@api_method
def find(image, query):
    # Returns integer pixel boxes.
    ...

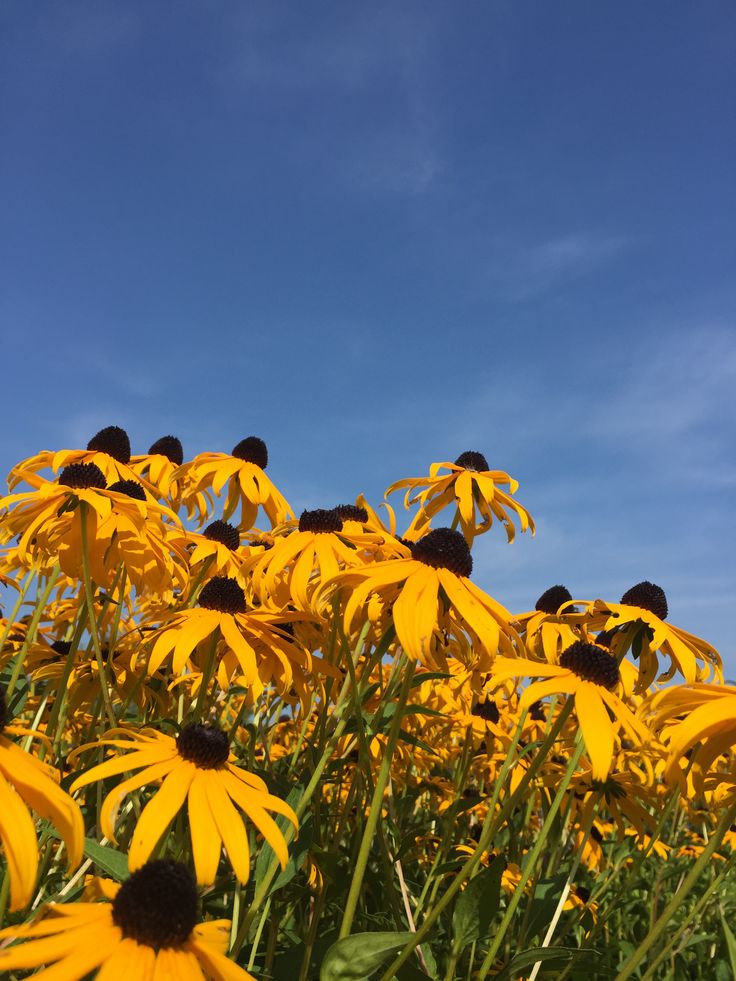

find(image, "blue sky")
[1,2,734,667]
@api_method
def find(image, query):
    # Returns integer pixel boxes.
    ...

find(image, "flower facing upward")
[70,724,298,886]
[386,452,535,543]
[0,859,256,980]
[321,528,521,671]
[490,641,651,780]
[0,688,84,910]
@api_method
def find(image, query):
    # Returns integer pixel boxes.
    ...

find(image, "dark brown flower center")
[176,723,229,768]
[204,520,241,551]
[0,689,7,731]
[148,436,184,466]
[620,581,668,620]
[59,462,107,490]
[412,528,473,578]
[298,508,343,533]
[334,504,368,523]
[454,450,489,472]
[232,436,268,469]
[87,426,131,464]
[108,479,146,501]
[50,640,72,661]
[111,860,198,949]
[528,700,546,721]
[472,699,500,723]
[559,641,620,690]
[535,585,573,614]
[198,576,246,614]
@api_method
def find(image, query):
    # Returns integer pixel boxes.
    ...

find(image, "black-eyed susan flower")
[139,575,314,697]
[170,519,247,580]
[70,723,297,886]
[386,451,535,543]
[0,859,255,979]
[8,425,140,490]
[490,641,651,780]
[247,508,381,611]
[516,584,591,663]
[174,436,293,531]
[321,528,521,672]
[0,467,186,595]
[0,688,84,910]
[128,434,209,519]
[646,682,736,785]
[581,581,722,689]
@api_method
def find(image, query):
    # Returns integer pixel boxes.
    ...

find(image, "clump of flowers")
[0,428,731,980]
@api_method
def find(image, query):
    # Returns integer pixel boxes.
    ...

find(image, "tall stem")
[614,800,736,981]
[79,502,116,728]
[476,737,586,978]
[338,657,416,939]
[6,565,61,698]
[378,699,573,981]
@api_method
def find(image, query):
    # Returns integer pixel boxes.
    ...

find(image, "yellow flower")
[0,860,255,980]
[71,724,297,886]
[386,450,535,543]
[581,581,722,688]
[140,575,313,697]
[646,682,736,785]
[0,466,186,594]
[0,689,84,911]
[171,519,248,580]
[247,508,379,611]
[321,528,520,672]
[174,437,293,530]
[8,425,140,489]
[490,641,651,780]
[516,584,591,663]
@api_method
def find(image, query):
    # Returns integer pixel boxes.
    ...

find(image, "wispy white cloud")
[580,324,736,451]
[487,231,630,299]
[218,4,443,195]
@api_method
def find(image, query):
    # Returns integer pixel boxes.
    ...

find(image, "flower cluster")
[0,428,731,979]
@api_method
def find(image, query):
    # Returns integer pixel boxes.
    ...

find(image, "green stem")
[477,737,587,978]
[378,700,573,981]
[0,566,36,654]
[192,631,219,721]
[527,793,599,981]
[639,853,736,981]
[6,565,61,698]
[231,702,353,956]
[79,502,116,728]
[339,658,416,939]
[614,800,736,981]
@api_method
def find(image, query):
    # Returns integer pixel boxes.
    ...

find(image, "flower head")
[71,724,298,886]
[386,453,535,543]
[0,860,256,979]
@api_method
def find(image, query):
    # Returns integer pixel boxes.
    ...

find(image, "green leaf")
[523,873,568,941]
[721,910,736,976]
[253,789,311,896]
[408,671,452,689]
[320,931,414,981]
[494,947,605,981]
[452,855,505,952]
[83,838,129,881]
